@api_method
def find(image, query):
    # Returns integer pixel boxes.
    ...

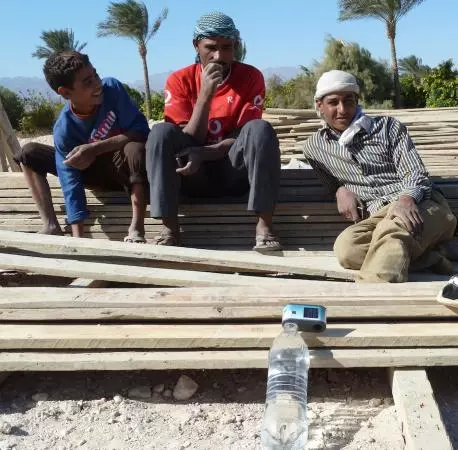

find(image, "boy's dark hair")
[43,51,91,93]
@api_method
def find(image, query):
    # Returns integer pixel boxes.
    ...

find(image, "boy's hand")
[176,148,202,176]
[336,186,361,222]
[388,195,423,238]
[64,144,96,170]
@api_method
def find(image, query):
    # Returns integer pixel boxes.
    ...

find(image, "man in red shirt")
[146,11,281,250]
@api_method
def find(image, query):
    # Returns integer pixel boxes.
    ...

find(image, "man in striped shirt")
[303,70,457,283]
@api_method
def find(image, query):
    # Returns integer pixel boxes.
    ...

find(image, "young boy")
[14,51,150,242]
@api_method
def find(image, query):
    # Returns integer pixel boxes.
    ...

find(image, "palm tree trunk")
[139,43,152,120]
[388,32,402,109]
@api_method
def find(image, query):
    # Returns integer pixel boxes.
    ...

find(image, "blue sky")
[1,0,457,83]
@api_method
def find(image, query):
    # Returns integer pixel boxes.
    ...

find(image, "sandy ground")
[0,368,407,450]
[18,135,54,148]
[0,363,455,450]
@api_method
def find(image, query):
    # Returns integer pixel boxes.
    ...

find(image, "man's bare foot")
[124,225,146,243]
[39,225,64,235]
[153,228,181,246]
[254,223,282,252]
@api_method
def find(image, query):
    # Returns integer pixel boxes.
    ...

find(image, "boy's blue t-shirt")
[53,77,150,224]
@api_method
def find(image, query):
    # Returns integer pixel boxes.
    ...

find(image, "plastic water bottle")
[261,322,310,450]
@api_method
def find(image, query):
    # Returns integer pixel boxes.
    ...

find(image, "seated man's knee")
[334,228,362,269]
[146,122,182,149]
[242,119,276,140]
[241,120,280,161]
[376,216,409,235]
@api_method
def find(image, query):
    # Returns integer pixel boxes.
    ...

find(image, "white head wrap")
[314,70,360,100]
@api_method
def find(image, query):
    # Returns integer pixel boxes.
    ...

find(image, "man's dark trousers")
[146,119,281,218]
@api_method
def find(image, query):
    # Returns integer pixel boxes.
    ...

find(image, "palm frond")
[31,47,54,59]
[399,54,430,78]
[97,0,150,43]
[146,8,168,43]
[339,0,425,23]
[396,0,425,20]
[32,28,88,59]
[97,0,169,119]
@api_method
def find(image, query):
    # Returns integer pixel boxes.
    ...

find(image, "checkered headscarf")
[193,11,240,42]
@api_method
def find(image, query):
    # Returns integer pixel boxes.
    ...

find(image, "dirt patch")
[0,368,405,450]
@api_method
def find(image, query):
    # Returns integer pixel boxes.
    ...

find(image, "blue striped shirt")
[303,115,432,214]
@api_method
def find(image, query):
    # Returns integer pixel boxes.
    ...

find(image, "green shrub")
[123,83,144,109]
[362,100,393,110]
[421,59,458,108]
[141,92,164,120]
[0,86,25,129]
[20,90,61,134]
[399,75,426,108]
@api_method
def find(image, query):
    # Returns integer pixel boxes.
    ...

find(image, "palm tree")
[399,55,430,80]
[97,0,168,119]
[32,29,87,59]
[338,0,426,108]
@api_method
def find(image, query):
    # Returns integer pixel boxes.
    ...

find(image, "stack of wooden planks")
[1,168,457,250]
[1,230,455,449]
[0,229,457,373]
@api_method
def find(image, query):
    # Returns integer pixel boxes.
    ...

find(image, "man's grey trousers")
[146,119,281,218]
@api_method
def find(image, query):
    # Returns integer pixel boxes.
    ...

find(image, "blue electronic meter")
[282,304,327,332]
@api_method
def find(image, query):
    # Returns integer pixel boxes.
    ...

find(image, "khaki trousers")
[334,192,457,283]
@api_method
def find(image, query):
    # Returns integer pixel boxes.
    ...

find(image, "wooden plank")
[0,202,339,214]
[0,223,348,234]
[68,279,110,288]
[0,170,327,189]
[0,304,450,321]
[0,252,356,287]
[0,322,457,349]
[1,347,458,371]
[0,214,348,224]
[390,369,453,450]
[0,283,452,320]
[0,230,353,280]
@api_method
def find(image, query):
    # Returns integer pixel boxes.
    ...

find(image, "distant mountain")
[0,67,301,97]
[130,71,171,93]
[0,77,58,99]
[262,66,302,81]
